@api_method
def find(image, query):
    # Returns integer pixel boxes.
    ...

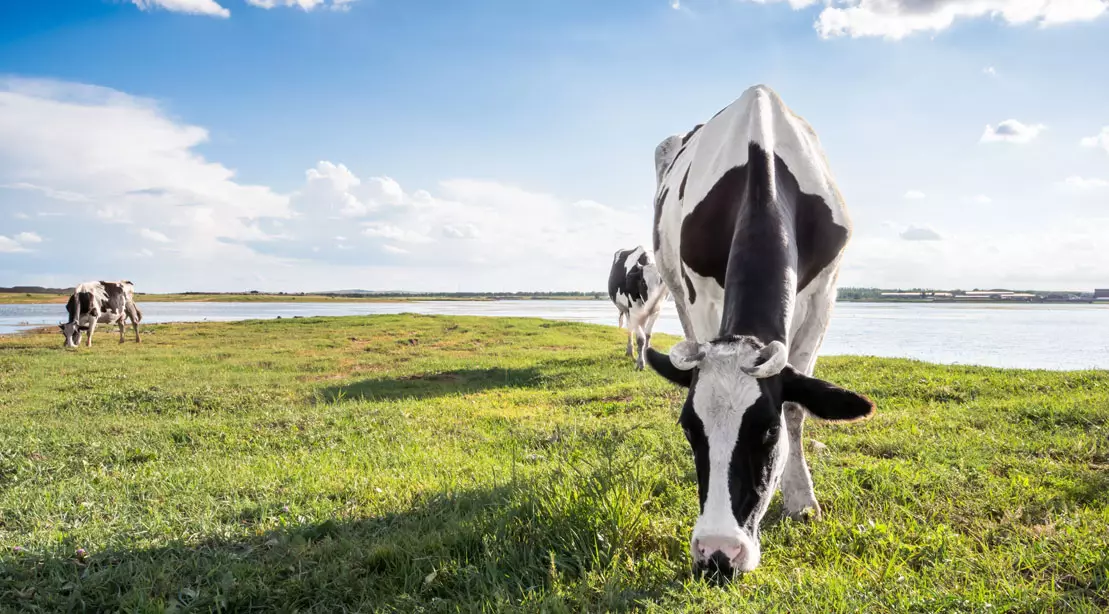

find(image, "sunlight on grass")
[0,314,1106,611]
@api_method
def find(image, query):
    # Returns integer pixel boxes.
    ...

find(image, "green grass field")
[1,315,1106,612]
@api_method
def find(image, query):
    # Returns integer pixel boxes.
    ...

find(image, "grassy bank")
[0,315,1106,612]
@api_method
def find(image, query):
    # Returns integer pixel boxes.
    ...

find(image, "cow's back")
[652,85,850,343]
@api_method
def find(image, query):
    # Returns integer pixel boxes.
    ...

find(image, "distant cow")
[645,85,874,578]
[608,246,669,370]
[60,281,143,348]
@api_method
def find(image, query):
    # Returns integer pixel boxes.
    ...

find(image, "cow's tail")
[132,302,143,323]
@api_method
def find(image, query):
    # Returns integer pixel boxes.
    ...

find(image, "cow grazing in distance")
[645,85,875,579]
[60,281,143,348]
[608,246,669,370]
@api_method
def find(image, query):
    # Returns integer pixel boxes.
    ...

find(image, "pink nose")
[695,536,745,563]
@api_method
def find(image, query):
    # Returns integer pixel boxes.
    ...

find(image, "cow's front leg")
[86,321,97,347]
[780,401,821,520]
[118,319,126,343]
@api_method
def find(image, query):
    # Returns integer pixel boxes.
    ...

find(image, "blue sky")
[1,0,1107,292]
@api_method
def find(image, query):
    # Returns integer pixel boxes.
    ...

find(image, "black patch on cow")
[679,166,691,202]
[677,377,709,512]
[99,281,123,295]
[780,365,875,422]
[652,187,669,252]
[608,249,649,307]
[729,385,783,533]
[683,269,697,304]
[679,142,847,343]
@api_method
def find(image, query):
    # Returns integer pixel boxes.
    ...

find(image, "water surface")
[3,300,1106,370]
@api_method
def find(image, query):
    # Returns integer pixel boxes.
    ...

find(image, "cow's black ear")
[780,366,874,422]
[646,348,694,388]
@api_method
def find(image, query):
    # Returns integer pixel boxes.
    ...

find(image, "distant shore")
[1,291,1106,306]
[0,292,609,305]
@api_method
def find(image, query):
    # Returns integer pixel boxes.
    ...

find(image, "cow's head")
[646,336,873,580]
[59,321,81,347]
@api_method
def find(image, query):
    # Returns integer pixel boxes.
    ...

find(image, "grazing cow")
[60,281,143,348]
[645,85,875,579]
[608,246,669,370]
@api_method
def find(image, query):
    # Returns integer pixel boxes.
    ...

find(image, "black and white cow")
[645,85,875,578]
[608,246,669,370]
[60,281,143,348]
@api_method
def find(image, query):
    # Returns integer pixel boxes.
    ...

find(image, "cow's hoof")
[784,505,822,522]
[626,349,634,357]
[635,361,645,371]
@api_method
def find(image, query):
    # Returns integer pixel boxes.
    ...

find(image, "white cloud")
[130,0,230,18]
[13,212,30,220]
[0,77,292,264]
[971,194,993,204]
[980,120,1046,144]
[814,0,1107,40]
[0,231,42,252]
[442,223,481,239]
[845,217,1109,289]
[381,244,408,255]
[245,0,356,10]
[900,225,943,241]
[1060,176,1109,190]
[1,182,90,202]
[1081,127,1109,153]
[140,228,171,243]
[903,190,926,200]
[983,66,997,77]
[0,236,27,253]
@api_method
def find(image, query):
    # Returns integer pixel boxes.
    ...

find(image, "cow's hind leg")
[118,319,126,343]
[631,311,648,371]
[625,313,635,357]
[128,304,142,342]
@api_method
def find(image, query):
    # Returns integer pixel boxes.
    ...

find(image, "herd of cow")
[57,85,874,581]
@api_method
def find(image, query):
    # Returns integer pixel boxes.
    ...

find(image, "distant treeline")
[0,286,73,294]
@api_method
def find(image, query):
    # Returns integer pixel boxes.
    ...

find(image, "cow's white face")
[646,336,875,581]
[59,322,81,348]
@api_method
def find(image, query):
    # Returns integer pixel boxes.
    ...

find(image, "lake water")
[3,300,1107,370]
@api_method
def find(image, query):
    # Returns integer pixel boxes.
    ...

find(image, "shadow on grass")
[0,467,687,612]
[319,367,545,402]
[319,356,609,403]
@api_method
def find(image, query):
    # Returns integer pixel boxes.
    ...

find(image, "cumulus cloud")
[1081,127,1109,153]
[140,228,172,243]
[980,120,1045,144]
[245,0,357,10]
[900,225,942,241]
[983,66,997,77]
[0,231,42,252]
[1060,176,1109,190]
[969,194,993,204]
[903,190,925,200]
[813,0,1107,40]
[0,78,291,256]
[130,0,230,18]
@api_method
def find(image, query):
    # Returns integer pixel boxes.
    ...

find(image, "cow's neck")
[717,150,795,347]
